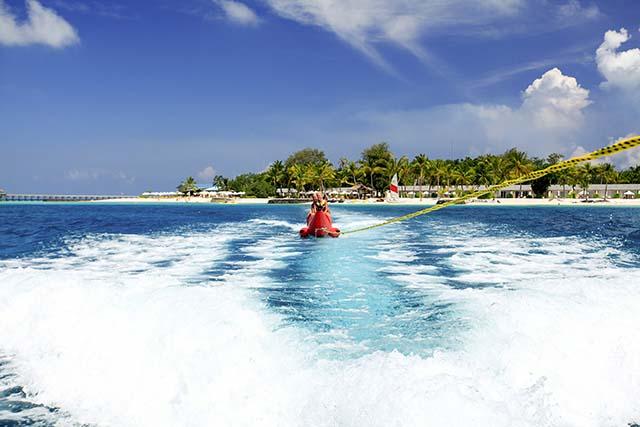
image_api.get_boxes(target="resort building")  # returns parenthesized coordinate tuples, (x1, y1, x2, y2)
(141, 191, 181, 197)
(292, 184, 376, 199)
(0, 188, 6, 201)
(278, 184, 640, 200)
(395, 184, 640, 199)
(141, 188, 246, 198)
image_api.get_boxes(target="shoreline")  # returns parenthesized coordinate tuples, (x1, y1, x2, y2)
(83, 196, 640, 207)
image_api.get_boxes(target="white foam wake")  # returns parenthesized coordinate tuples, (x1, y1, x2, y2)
(1, 225, 640, 426)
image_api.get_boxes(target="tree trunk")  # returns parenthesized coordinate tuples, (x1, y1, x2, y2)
(370, 174, 375, 197)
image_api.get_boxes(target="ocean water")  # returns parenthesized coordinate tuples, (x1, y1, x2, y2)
(1, 203, 640, 426)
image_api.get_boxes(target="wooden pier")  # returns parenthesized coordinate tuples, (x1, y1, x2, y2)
(1, 194, 133, 202)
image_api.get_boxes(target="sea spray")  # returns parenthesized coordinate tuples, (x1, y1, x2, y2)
(1, 205, 640, 426)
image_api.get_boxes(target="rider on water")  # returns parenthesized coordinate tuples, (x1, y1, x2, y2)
(308, 192, 331, 224)
(300, 191, 340, 237)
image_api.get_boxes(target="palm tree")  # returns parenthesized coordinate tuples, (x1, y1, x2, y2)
(505, 148, 533, 197)
(266, 160, 285, 192)
(341, 161, 362, 186)
(476, 163, 494, 191)
(289, 165, 307, 195)
(177, 176, 198, 196)
(412, 154, 430, 200)
(595, 163, 617, 199)
(335, 165, 350, 187)
(315, 161, 335, 191)
(441, 163, 454, 194)
(430, 160, 450, 195)
(385, 156, 409, 195)
(567, 166, 581, 197)
(452, 166, 476, 194)
(361, 158, 385, 196)
(555, 168, 571, 198)
(577, 163, 595, 199)
(479, 156, 507, 198)
(385, 156, 409, 181)
(489, 156, 507, 185)
(398, 157, 413, 187)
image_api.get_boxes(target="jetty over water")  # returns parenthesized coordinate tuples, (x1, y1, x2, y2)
(1, 193, 132, 202)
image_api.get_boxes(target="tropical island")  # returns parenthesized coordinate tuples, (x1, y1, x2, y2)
(5, 142, 638, 204)
(157, 142, 640, 204)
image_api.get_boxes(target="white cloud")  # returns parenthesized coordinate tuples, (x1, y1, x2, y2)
(0, 0, 79, 48)
(596, 134, 640, 169)
(556, 0, 599, 22)
(215, 0, 259, 26)
(265, 0, 509, 70)
(197, 166, 217, 181)
(50, 0, 128, 20)
(596, 28, 640, 91)
(521, 67, 591, 130)
(64, 169, 89, 180)
(64, 169, 134, 183)
(264, 0, 597, 71)
(615, 144, 640, 169)
(569, 134, 640, 170)
(338, 68, 592, 157)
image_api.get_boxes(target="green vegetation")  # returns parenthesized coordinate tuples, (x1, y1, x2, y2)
(285, 148, 328, 168)
(177, 143, 640, 198)
(226, 173, 274, 198)
(177, 176, 198, 196)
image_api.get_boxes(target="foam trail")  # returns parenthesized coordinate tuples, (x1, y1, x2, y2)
(1, 219, 640, 426)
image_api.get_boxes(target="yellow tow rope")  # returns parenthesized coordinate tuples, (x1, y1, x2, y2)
(342, 135, 640, 235)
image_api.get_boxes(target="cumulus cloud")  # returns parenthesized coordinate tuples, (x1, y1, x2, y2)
(0, 0, 79, 47)
(596, 27, 640, 91)
(463, 68, 592, 154)
(264, 0, 597, 71)
(521, 67, 591, 130)
(215, 0, 259, 26)
(340, 68, 592, 158)
(197, 166, 217, 181)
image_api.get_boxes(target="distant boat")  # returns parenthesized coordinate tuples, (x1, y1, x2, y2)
(386, 174, 400, 202)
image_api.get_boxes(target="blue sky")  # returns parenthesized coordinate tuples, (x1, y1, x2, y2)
(1, 0, 639, 194)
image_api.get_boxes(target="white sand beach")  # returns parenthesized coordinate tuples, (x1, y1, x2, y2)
(91, 196, 640, 206)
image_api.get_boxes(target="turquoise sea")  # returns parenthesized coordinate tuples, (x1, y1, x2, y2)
(1, 203, 640, 426)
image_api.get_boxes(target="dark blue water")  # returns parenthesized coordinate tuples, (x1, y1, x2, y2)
(1, 202, 640, 426)
(3, 203, 640, 257)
